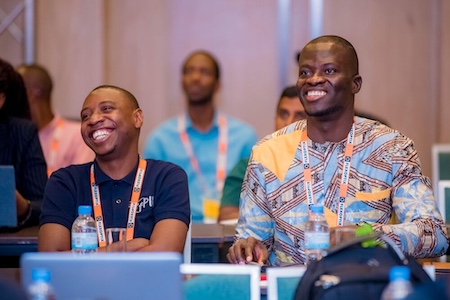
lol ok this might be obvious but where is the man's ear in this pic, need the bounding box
[214,81,221,93]
[352,75,362,94]
[134,108,144,129]
[0,93,5,110]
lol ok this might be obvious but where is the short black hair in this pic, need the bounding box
[0,58,31,120]
[182,50,221,80]
[305,35,359,74]
[91,85,140,109]
[16,63,53,98]
[277,85,299,110]
[280,85,299,99]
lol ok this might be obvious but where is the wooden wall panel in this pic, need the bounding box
[439,0,450,143]
[104,0,170,151]
[102,0,281,150]
[321,0,439,177]
[166,0,280,140]
[287,1,310,86]
[22,0,447,179]
[35,0,105,121]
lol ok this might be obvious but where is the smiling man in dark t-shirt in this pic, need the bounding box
[38,85,190,253]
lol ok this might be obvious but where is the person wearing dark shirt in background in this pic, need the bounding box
[16,64,94,177]
[0,58,47,229]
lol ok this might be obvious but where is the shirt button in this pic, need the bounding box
[116,199,122,204]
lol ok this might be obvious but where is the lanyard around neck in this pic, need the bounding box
[301,119,356,226]
[90,157,147,247]
[47,118,64,177]
[178,114,228,197]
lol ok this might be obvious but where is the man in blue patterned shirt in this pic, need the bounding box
[227,35,448,266]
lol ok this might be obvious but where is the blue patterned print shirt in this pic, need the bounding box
[235,117,448,265]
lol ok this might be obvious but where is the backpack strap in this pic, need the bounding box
[379,234,407,264]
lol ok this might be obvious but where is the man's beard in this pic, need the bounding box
[188,95,213,106]
[306,105,342,117]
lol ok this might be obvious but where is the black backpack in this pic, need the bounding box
[294,233,435,300]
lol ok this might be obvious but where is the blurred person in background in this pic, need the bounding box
[0,58,47,230]
[143,50,258,223]
[17,64,94,177]
[218,85,306,222]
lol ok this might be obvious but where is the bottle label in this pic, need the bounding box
[71,232,98,250]
[305,232,330,249]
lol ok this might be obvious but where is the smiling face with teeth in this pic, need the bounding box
[296,39,362,120]
[80,86,143,162]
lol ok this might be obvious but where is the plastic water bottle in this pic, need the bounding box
[27,268,55,300]
[71,205,98,254]
[381,266,413,300]
[304,204,330,265]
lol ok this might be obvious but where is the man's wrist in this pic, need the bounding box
[17,200,32,227]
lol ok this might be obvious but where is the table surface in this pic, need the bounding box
[0,223,235,251]
[191,223,235,243]
[0,226,39,245]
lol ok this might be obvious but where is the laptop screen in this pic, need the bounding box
[0,165,17,228]
[21,252,183,300]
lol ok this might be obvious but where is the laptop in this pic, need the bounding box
[21,252,183,300]
[0,165,17,228]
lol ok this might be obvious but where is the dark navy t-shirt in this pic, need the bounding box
[40,158,190,239]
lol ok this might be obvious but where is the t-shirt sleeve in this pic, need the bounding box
[153,163,190,226]
[40,168,79,230]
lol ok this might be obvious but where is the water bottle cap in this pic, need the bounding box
[389,266,411,281]
[78,205,92,215]
[31,268,51,282]
[310,205,324,214]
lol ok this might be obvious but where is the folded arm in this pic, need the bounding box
[38,219,188,253]
[38,223,71,252]
[134,219,188,253]
[374,177,449,258]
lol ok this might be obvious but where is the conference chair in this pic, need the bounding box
[184,220,192,263]
[431,144,450,206]
[266,266,306,300]
[180,263,261,300]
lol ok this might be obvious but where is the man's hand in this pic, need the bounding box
[15,190,30,217]
[227,237,269,265]
[330,225,358,247]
